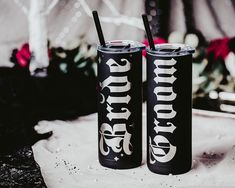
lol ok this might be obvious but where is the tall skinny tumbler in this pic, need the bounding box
[147,43,194,175]
[97,40,144,169]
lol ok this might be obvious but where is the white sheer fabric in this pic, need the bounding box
[0,0,145,66]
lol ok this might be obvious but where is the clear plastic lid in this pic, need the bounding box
[147,43,195,57]
[98,40,145,53]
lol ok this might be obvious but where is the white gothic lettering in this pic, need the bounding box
[149,58,178,163]
[99,58,133,156]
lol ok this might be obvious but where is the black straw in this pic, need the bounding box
[92,11,106,47]
[142,14,155,50]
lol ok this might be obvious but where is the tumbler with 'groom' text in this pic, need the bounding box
[147,43,194,175]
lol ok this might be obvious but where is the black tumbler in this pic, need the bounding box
[146,43,194,174]
[97,40,145,169]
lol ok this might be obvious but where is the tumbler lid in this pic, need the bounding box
[147,43,195,57]
[98,40,145,53]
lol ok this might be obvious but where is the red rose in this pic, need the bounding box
[16,43,31,67]
[207,38,231,61]
[15,43,52,68]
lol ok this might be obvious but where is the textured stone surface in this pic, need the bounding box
[0,146,47,188]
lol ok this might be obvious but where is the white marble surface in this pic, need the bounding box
[33,105,235,188]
